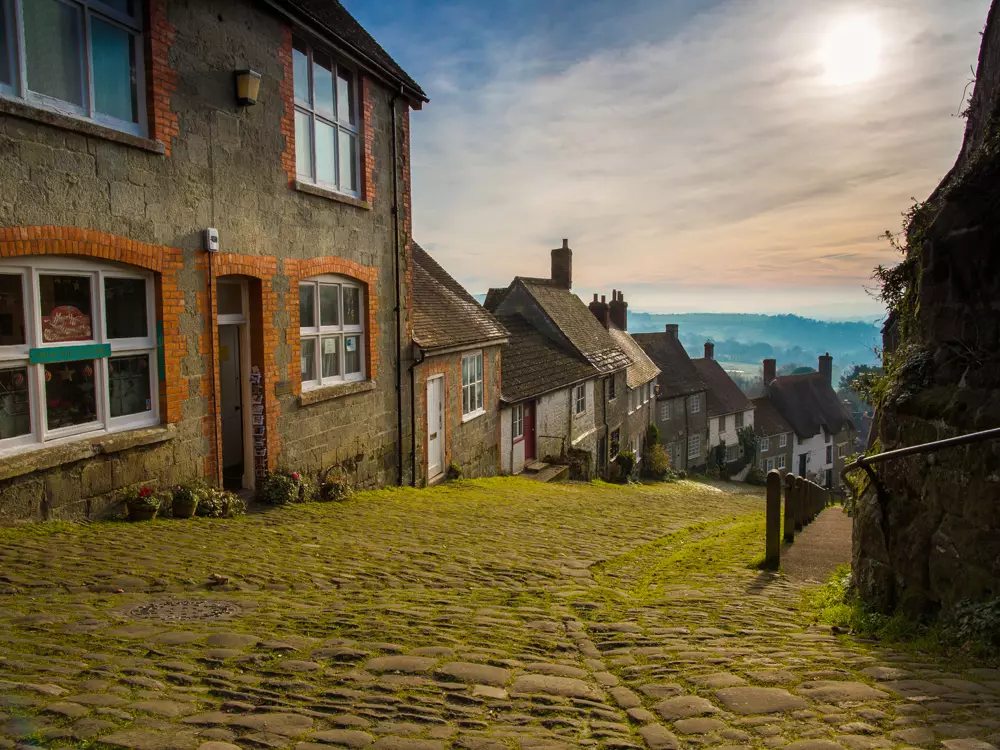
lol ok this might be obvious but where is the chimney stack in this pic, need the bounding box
[704,341,715,360]
[665,324,679,338]
[609,290,628,330]
[551,238,572,290]
[762,358,776,386]
[588,293,610,329]
[818,352,833,385]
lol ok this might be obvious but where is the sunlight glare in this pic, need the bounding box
[821,15,882,86]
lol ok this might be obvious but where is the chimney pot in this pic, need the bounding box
[818,352,833,386]
[588,294,610,330]
[609,289,628,330]
[551,240,572,290]
[704,341,715,360]
[592,293,598,302]
[562,238,568,249]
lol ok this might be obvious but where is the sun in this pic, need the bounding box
[820,15,882,86]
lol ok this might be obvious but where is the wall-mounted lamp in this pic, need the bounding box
[235,69,262,106]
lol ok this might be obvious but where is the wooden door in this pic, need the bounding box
[427,375,444,480]
[523,401,536,461]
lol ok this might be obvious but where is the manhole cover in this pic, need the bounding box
[123,599,241,622]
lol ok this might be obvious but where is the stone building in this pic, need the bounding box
[487,241,631,479]
[750,396,794,474]
[410,244,507,485]
[693,343,755,476]
[634,325,709,471]
[762,356,854,489]
[590,291,659,466]
[0,0,425,522]
[855,0,1000,614]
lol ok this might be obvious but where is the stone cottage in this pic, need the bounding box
[634,325,708,471]
[487,241,631,479]
[693,343,755,476]
[751,395,794,474]
[410,243,507,485]
[0,0,426,522]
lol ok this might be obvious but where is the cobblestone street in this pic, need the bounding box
[0,478,997,750]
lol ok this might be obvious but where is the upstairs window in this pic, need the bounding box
[299,275,365,389]
[825,445,833,464]
[735,411,743,428]
[779,433,788,448]
[607,376,616,401]
[293,36,359,196]
[660,401,670,421]
[718,414,726,432]
[574,383,586,414]
[461,351,484,419]
[610,427,620,456]
[689,394,700,414]
[0,0,145,136]
[760,436,770,452]
[0,258,157,452]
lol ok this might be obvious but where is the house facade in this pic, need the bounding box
[411,244,507,485]
[0,0,425,522]
[751,396,794,474]
[489,241,631,479]
[634,325,708,471]
[763,354,855,489]
[693,343,755,475]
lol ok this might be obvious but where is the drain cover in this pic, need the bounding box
[123,599,241,622]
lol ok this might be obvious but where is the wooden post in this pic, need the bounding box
[805,481,815,523]
[783,472,795,543]
[765,470,781,569]
[793,476,804,531]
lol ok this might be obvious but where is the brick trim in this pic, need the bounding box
[284,257,380,397]
[200,254,281,483]
[279,26,296,185]
[0,226,186,424]
[360,76,376,204]
[146,0,178,156]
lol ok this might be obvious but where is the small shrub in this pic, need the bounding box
[644,423,659,446]
[613,450,636,480]
[446,462,463,480]
[745,467,767,486]
[706,466,721,479]
[945,599,1000,655]
[259,472,301,506]
[643,443,671,480]
[320,474,353,502]
[195,488,246,518]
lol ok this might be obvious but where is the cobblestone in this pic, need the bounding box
[0,479,997,749]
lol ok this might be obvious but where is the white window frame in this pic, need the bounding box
[837,443,847,458]
[292,35,360,197]
[574,383,586,415]
[688,433,701,458]
[0,0,147,136]
[725,443,739,462]
[735,411,743,429]
[760,436,770,452]
[632,434,641,462]
[765,457,775,472]
[718,414,726,433]
[779,433,788,448]
[0,256,158,454]
[660,401,670,421]
[461,350,484,421]
[777,454,786,469]
[690,394,700,414]
[511,403,523,440]
[299,274,366,390]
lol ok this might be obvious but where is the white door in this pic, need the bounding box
[219,324,244,472]
[427,375,444,480]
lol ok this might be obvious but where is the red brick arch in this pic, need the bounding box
[0,226,186,424]
[284,257,380,396]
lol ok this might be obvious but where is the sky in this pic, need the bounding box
[342,0,991,321]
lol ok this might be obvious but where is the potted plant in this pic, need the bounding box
[195,487,247,518]
[172,485,203,518]
[123,486,159,522]
[259,471,314,505]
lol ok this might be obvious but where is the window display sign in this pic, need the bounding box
[29,344,111,365]
[42,305,92,342]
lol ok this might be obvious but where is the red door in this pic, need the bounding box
[523,401,536,461]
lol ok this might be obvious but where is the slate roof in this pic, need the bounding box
[632,332,705,397]
[692,358,754,417]
[767,372,855,440]
[751,396,794,438]
[519,279,632,374]
[483,287,509,312]
[496,314,596,403]
[608,326,660,390]
[411,244,507,351]
[279,0,427,101]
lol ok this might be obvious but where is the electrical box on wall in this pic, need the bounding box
[203,228,220,252]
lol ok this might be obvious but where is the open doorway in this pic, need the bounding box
[217,279,252,491]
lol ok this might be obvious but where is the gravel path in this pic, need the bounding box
[781,504,854,582]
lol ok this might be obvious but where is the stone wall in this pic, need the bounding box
[853,0,1000,614]
[0,0,415,521]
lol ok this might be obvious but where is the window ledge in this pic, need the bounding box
[293,180,371,210]
[300,379,375,406]
[461,408,485,424]
[0,423,175,482]
[0,97,166,154]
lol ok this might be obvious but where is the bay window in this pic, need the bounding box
[0,257,157,452]
[299,275,366,389]
[461,350,484,419]
[292,36,360,196]
[0,0,145,136]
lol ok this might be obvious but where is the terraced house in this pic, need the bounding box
[0,0,426,522]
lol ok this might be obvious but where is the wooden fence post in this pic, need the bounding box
[783,472,795,543]
[765,470,781,569]
[793,476,804,531]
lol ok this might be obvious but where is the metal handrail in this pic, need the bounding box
[841,426,1000,498]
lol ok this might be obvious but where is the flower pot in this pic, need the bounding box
[128,504,158,522]
[172,497,198,519]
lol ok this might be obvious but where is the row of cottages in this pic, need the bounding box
[0,0,431,522]
[755,355,855,489]
[484,242,659,479]
[692,342,755,477]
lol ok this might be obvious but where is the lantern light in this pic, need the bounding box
[235,69,262,106]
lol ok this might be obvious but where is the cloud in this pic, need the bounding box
[407,0,990,319]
